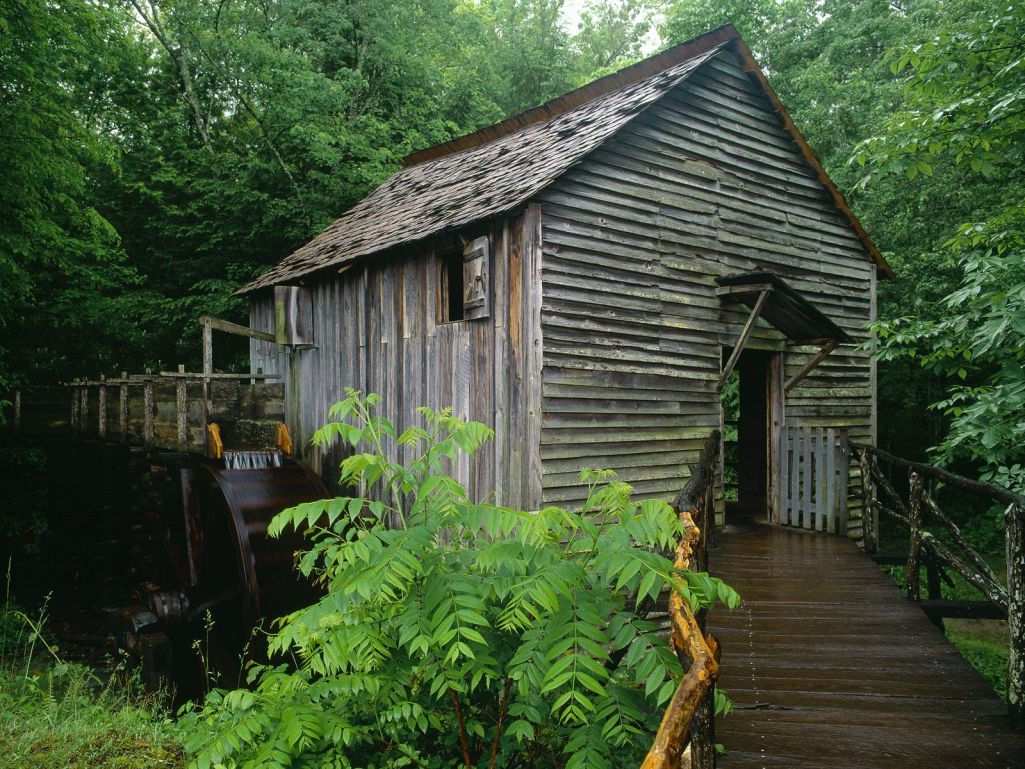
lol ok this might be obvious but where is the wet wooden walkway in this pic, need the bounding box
[709,520,1025,768]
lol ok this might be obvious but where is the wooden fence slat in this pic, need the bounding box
[779,426,790,525]
[837,430,849,532]
[802,425,813,529]
[790,428,800,527]
[826,427,836,534]
[815,428,827,531]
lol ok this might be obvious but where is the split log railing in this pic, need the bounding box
[855,443,1025,728]
[642,430,722,769]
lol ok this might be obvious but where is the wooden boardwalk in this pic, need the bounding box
[709,519,1025,768]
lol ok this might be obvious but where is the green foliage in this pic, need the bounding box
[853,0,1025,491]
[0,582,185,769]
[946,624,1009,701]
[184,391,737,769]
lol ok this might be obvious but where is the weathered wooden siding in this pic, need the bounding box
[538,49,875,538]
[249,207,543,509]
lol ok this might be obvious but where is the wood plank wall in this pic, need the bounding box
[248,207,543,510]
[538,50,875,538]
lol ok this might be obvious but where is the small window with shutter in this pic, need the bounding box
[461,236,490,320]
[439,236,490,323]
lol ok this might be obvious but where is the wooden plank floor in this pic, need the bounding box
[708,519,1025,769]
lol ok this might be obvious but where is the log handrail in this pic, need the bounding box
[852,441,1025,507]
[854,444,1024,728]
[642,430,722,769]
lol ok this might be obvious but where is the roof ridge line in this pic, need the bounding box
[401,24,740,169]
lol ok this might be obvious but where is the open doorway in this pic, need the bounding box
[721,348,778,521]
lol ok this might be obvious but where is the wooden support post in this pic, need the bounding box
[97,376,107,438]
[689,697,716,769]
[717,288,770,392]
[80,387,89,434]
[70,381,79,431]
[175,364,188,453]
[202,319,213,455]
[858,449,876,553]
[907,471,924,601]
[143,379,154,447]
[926,555,942,600]
[1007,502,1025,729]
[924,553,945,631]
[783,340,837,393]
[119,372,128,444]
[13,389,20,431]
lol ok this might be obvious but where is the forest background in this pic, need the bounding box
[2,0,1024,488]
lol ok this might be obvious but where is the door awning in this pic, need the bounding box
[714,271,853,393]
[714,271,852,345]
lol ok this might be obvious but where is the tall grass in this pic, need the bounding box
[0,561,186,769]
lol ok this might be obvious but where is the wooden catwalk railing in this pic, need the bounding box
[4,316,287,456]
[642,431,721,769]
[854,443,1025,727]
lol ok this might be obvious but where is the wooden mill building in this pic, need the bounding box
[241,24,890,536]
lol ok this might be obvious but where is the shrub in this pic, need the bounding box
[0,581,185,769]
[184,390,737,769]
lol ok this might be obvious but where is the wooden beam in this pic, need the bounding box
[919,599,1007,621]
[714,282,774,300]
[784,340,837,393]
[198,315,276,344]
[158,371,282,380]
[717,288,770,392]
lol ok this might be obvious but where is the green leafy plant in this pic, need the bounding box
[184,390,737,769]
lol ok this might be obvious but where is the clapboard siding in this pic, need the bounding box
[538,48,875,534]
[248,207,543,510]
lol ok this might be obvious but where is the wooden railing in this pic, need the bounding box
[7,370,285,456]
[854,443,1025,727]
[3,317,287,456]
[642,430,721,769]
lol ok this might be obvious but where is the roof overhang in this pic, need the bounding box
[714,271,853,345]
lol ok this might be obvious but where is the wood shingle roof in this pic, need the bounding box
[240,24,888,295]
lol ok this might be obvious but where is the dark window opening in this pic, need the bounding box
[441,251,464,322]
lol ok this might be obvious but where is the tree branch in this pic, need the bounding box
[488,678,513,769]
[449,687,473,769]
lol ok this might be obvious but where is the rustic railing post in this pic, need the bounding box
[858,448,877,553]
[906,471,923,601]
[97,375,107,438]
[202,318,213,454]
[175,364,188,453]
[70,380,79,431]
[1007,502,1024,729]
[119,372,129,444]
[143,375,154,447]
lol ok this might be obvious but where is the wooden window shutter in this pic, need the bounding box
[274,285,314,345]
[462,236,490,320]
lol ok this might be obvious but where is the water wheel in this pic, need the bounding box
[152,457,328,693]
